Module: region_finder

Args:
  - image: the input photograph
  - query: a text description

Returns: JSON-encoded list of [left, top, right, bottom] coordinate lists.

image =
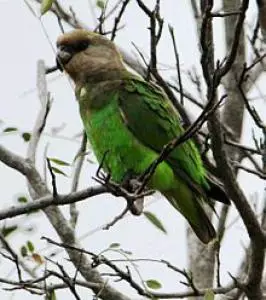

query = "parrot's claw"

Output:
[[93, 170, 154, 214], [95, 150, 111, 181]]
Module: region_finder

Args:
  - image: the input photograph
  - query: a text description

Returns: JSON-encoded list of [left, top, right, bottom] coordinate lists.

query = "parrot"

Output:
[[56, 29, 230, 244]]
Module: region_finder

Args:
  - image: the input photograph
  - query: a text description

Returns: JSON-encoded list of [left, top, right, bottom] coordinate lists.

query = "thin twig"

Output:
[[0, 233, 22, 281], [70, 131, 87, 228], [27, 60, 51, 164], [46, 158, 58, 198], [42, 237, 237, 299], [111, 0, 130, 41], [168, 25, 184, 106]]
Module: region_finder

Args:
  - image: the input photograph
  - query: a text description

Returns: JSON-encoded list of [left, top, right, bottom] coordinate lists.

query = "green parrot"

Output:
[[56, 29, 229, 244]]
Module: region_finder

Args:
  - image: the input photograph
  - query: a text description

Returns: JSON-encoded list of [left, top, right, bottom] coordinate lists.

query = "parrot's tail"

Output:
[[163, 186, 216, 244]]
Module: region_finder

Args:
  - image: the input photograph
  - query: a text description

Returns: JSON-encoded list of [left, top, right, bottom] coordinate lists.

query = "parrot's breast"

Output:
[[80, 99, 175, 190]]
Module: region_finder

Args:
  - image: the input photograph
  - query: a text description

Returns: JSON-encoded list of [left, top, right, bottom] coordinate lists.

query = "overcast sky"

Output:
[[0, 1, 265, 299]]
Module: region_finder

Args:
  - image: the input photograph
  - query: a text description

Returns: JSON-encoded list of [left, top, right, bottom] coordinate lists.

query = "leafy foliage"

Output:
[[40, 0, 54, 15], [143, 211, 167, 234], [1, 225, 18, 237], [17, 196, 28, 203], [21, 132, 31, 142], [48, 158, 70, 166], [3, 127, 17, 133], [145, 279, 162, 290]]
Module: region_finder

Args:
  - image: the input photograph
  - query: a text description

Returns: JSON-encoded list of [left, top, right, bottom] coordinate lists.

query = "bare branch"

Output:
[[27, 60, 51, 164], [233, 161, 266, 180], [41, 237, 238, 299], [70, 132, 87, 228], [0, 150, 107, 220], [46, 158, 58, 198], [0, 233, 22, 281], [257, 0, 266, 41], [168, 26, 184, 106], [111, 0, 131, 41]]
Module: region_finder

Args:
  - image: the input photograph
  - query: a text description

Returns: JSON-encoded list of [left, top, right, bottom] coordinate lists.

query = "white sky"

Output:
[[0, 1, 265, 299]]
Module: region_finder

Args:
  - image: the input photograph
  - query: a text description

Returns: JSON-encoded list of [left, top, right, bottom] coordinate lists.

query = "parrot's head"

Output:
[[56, 29, 124, 83]]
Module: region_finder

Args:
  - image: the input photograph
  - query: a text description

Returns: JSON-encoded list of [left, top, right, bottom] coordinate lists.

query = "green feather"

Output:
[[78, 78, 216, 243]]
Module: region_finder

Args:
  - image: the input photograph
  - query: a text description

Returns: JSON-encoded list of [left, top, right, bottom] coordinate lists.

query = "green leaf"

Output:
[[21, 132, 31, 142], [20, 245, 28, 257], [96, 0, 106, 9], [204, 290, 215, 300], [143, 211, 167, 234], [49, 158, 70, 166], [1, 225, 18, 237], [27, 240, 35, 252], [3, 127, 17, 133], [51, 166, 67, 177], [40, 0, 54, 15], [18, 196, 28, 203], [73, 150, 89, 162], [109, 243, 120, 248], [145, 279, 162, 290]]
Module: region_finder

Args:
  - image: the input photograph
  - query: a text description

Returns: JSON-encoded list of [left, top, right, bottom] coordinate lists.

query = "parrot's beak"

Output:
[[56, 46, 73, 72]]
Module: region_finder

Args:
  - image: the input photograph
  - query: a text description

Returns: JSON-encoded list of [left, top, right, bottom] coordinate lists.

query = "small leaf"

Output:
[[18, 196, 28, 203], [143, 211, 167, 234], [51, 166, 67, 177], [40, 0, 54, 15], [109, 243, 120, 248], [96, 0, 106, 9], [3, 127, 17, 133], [145, 279, 162, 290], [49, 157, 70, 166], [73, 150, 89, 162], [2, 225, 18, 237], [32, 253, 44, 264], [22, 132, 31, 142], [27, 241, 35, 252], [20, 245, 28, 257], [204, 290, 215, 300]]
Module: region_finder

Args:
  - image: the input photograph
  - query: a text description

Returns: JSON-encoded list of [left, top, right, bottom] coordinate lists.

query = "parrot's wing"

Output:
[[118, 79, 209, 197]]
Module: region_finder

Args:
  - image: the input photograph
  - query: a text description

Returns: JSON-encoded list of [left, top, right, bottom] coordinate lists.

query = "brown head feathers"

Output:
[[57, 30, 106, 48], [56, 29, 126, 83]]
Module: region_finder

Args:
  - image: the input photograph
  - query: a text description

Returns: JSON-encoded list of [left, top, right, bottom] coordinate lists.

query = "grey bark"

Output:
[[187, 2, 216, 297], [187, 1, 246, 299], [222, 0, 246, 161]]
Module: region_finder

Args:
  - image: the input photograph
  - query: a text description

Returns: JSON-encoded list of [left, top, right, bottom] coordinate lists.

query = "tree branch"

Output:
[[0, 147, 130, 300]]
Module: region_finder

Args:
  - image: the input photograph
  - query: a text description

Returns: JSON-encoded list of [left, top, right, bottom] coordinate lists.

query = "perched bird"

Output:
[[56, 29, 229, 244]]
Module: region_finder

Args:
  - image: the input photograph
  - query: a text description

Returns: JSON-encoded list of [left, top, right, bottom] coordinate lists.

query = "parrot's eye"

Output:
[[74, 40, 90, 52], [56, 39, 90, 71]]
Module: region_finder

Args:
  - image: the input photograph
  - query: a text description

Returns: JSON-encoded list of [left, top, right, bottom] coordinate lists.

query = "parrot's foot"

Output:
[[130, 197, 144, 216], [93, 166, 153, 216], [122, 177, 144, 215]]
